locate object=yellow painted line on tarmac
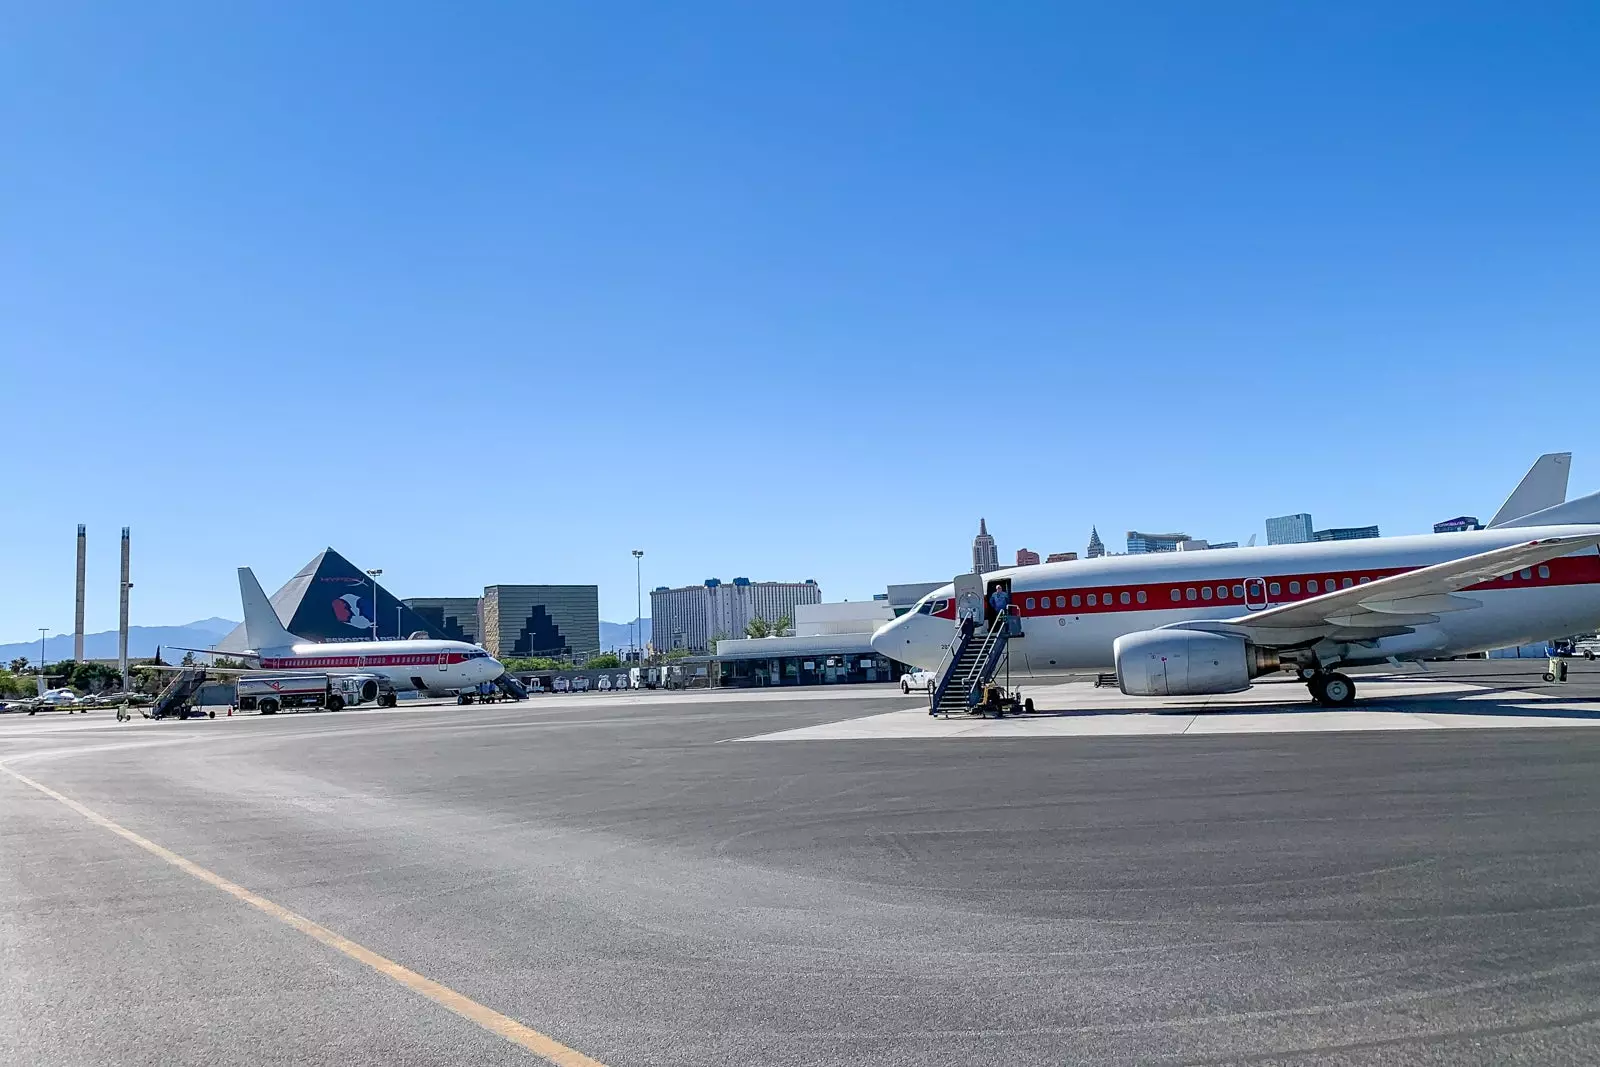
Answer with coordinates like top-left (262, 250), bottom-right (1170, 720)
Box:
top-left (0, 764), bottom-right (608, 1067)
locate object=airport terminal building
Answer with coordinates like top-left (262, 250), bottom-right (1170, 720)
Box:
top-left (713, 601), bottom-right (908, 687)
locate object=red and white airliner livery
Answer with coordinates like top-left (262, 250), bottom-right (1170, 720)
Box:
top-left (872, 455), bottom-right (1600, 707)
top-left (169, 568), bottom-right (505, 697)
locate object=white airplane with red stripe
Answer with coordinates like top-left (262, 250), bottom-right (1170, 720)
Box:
top-left (169, 568), bottom-right (505, 696)
top-left (872, 455), bottom-right (1600, 706)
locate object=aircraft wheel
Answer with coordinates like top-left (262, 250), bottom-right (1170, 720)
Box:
top-left (1024, 697), bottom-right (1035, 714)
top-left (1307, 674), bottom-right (1327, 704)
top-left (1320, 673), bottom-right (1356, 707)
top-left (1586, 651), bottom-right (1595, 660)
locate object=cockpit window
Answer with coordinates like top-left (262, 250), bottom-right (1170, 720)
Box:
top-left (933, 599), bottom-right (950, 612)
top-left (916, 602), bottom-right (934, 615)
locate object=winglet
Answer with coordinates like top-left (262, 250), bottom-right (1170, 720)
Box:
top-left (1488, 453), bottom-right (1572, 528)
top-left (238, 567), bottom-right (298, 651)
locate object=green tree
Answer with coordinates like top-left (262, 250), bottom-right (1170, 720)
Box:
top-left (132, 666), bottom-right (165, 695)
top-left (582, 653), bottom-right (621, 670)
top-left (69, 662), bottom-right (121, 693)
top-left (663, 647), bottom-right (693, 661)
top-left (210, 656), bottom-right (251, 670)
top-left (8, 657), bottom-right (28, 674)
top-left (502, 656), bottom-right (566, 672)
top-left (0, 670), bottom-right (35, 698)
top-left (743, 615), bottom-right (793, 639)
top-left (43, 660), bottom-right (79, 688)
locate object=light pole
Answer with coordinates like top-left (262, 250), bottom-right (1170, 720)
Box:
top-left (396, 606), bottom-right (402, 640)
top-left (366, 569), bottom-right (383, 641)
top-left (632, 549), bottom-right (644, 663)
top-left (37, 628), bottom-right (48, 696)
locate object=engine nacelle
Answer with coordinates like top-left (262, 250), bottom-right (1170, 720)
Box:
top-left (1114, 629), bottom-right (1278, 696)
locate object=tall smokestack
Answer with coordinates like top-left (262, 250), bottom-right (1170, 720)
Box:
top-left (119, 527), bottom-right (131, 692)
top-left (74, 525), bottom-right (86, 662)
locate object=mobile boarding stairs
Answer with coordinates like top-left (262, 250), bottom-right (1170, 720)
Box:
top-left (927, 609), bottom-right (1035, 718)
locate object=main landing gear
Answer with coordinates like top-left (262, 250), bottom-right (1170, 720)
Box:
top-left (1302, 668), bottom-right (1356, 707)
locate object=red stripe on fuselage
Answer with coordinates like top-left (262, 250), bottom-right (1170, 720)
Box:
top-left (931, 555), bottom-right (1600, 620)
top-left (258, 652), bottom-right (468, 670)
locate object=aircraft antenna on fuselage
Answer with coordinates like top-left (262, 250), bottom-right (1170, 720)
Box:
top-left (238, 567), bottom-right (299, 651)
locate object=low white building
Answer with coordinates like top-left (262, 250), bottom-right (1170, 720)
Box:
top-left (714, 600), bottom-right (906, 687)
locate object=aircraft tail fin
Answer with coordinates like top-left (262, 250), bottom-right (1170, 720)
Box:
top-left (1494, 488), bottom-right (1600, 529)
top-left (238, 567), bottom-right (297, 650)
top-left (1488, 452), bottom-right (1572, 528)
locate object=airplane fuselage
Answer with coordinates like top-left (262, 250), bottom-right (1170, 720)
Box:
top-left (252, 638), bottom-right (503, 694)
top-left (874, 525), bottom-right (1600, 675)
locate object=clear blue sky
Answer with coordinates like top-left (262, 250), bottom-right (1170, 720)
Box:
top-left (4, 3), bottom-right (1598, 640)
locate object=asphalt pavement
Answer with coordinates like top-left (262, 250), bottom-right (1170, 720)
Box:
top-left (6, 665), bottom-right (1600, 1065)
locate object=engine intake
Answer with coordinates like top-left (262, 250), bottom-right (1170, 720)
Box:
top-left (1114, 630), bottom-right (1279, 696)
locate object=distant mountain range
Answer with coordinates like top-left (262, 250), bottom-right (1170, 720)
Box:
top-left (600, 617), bottom-right (650, 652)
top-left (0, 618), bottom-right (238, 665)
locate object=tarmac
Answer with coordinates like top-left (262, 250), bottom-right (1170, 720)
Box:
top-left (6, 660), bottom-right (1600, 1065)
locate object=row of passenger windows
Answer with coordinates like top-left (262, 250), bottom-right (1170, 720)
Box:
top-left (1015, 565), bottom-right (1554, 614)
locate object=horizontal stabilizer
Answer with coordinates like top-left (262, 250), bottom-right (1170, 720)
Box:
top-left (1488, 453), bottom-right (1571, 527)
top-left (1494, 489), bottom-right (1600, 530)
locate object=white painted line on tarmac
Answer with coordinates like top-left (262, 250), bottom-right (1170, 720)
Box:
top-left (0, 764), bottom-right (610, 1067)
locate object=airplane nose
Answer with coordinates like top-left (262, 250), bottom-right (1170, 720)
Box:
top-left (869, 615), bottom-right (902, 660)
top-left (872, 613), bottom-right (945, 671)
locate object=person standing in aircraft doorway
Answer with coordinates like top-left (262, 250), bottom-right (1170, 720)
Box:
top-left (987, 582), bottom-right (1010, 625)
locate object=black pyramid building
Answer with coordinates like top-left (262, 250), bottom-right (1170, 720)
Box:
top-left (213, 548), bottom-right (450, 652)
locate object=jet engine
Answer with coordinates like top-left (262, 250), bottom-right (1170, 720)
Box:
top-left (344, 674), bottom-right (382, 704)
top-left (1113, 630), bottom-right (1279, 696)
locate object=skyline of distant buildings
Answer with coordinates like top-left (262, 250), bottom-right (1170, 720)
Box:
top-left (650, 577), bottom-right (821, 654)
top-left (972, 519), bottom-right (999, 573)
top-left (1126, 531), bottom-right (1190, 554)
top-left (1313, 525), bottom-right (1381, 541)
top-left (969, 503), bottom-right (1483, 573)
top-left (1266, 513), bottom-right (1314, 545)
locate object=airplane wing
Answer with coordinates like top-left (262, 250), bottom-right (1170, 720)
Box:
top-left (1216, 535), bottom-right (1600, 647)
